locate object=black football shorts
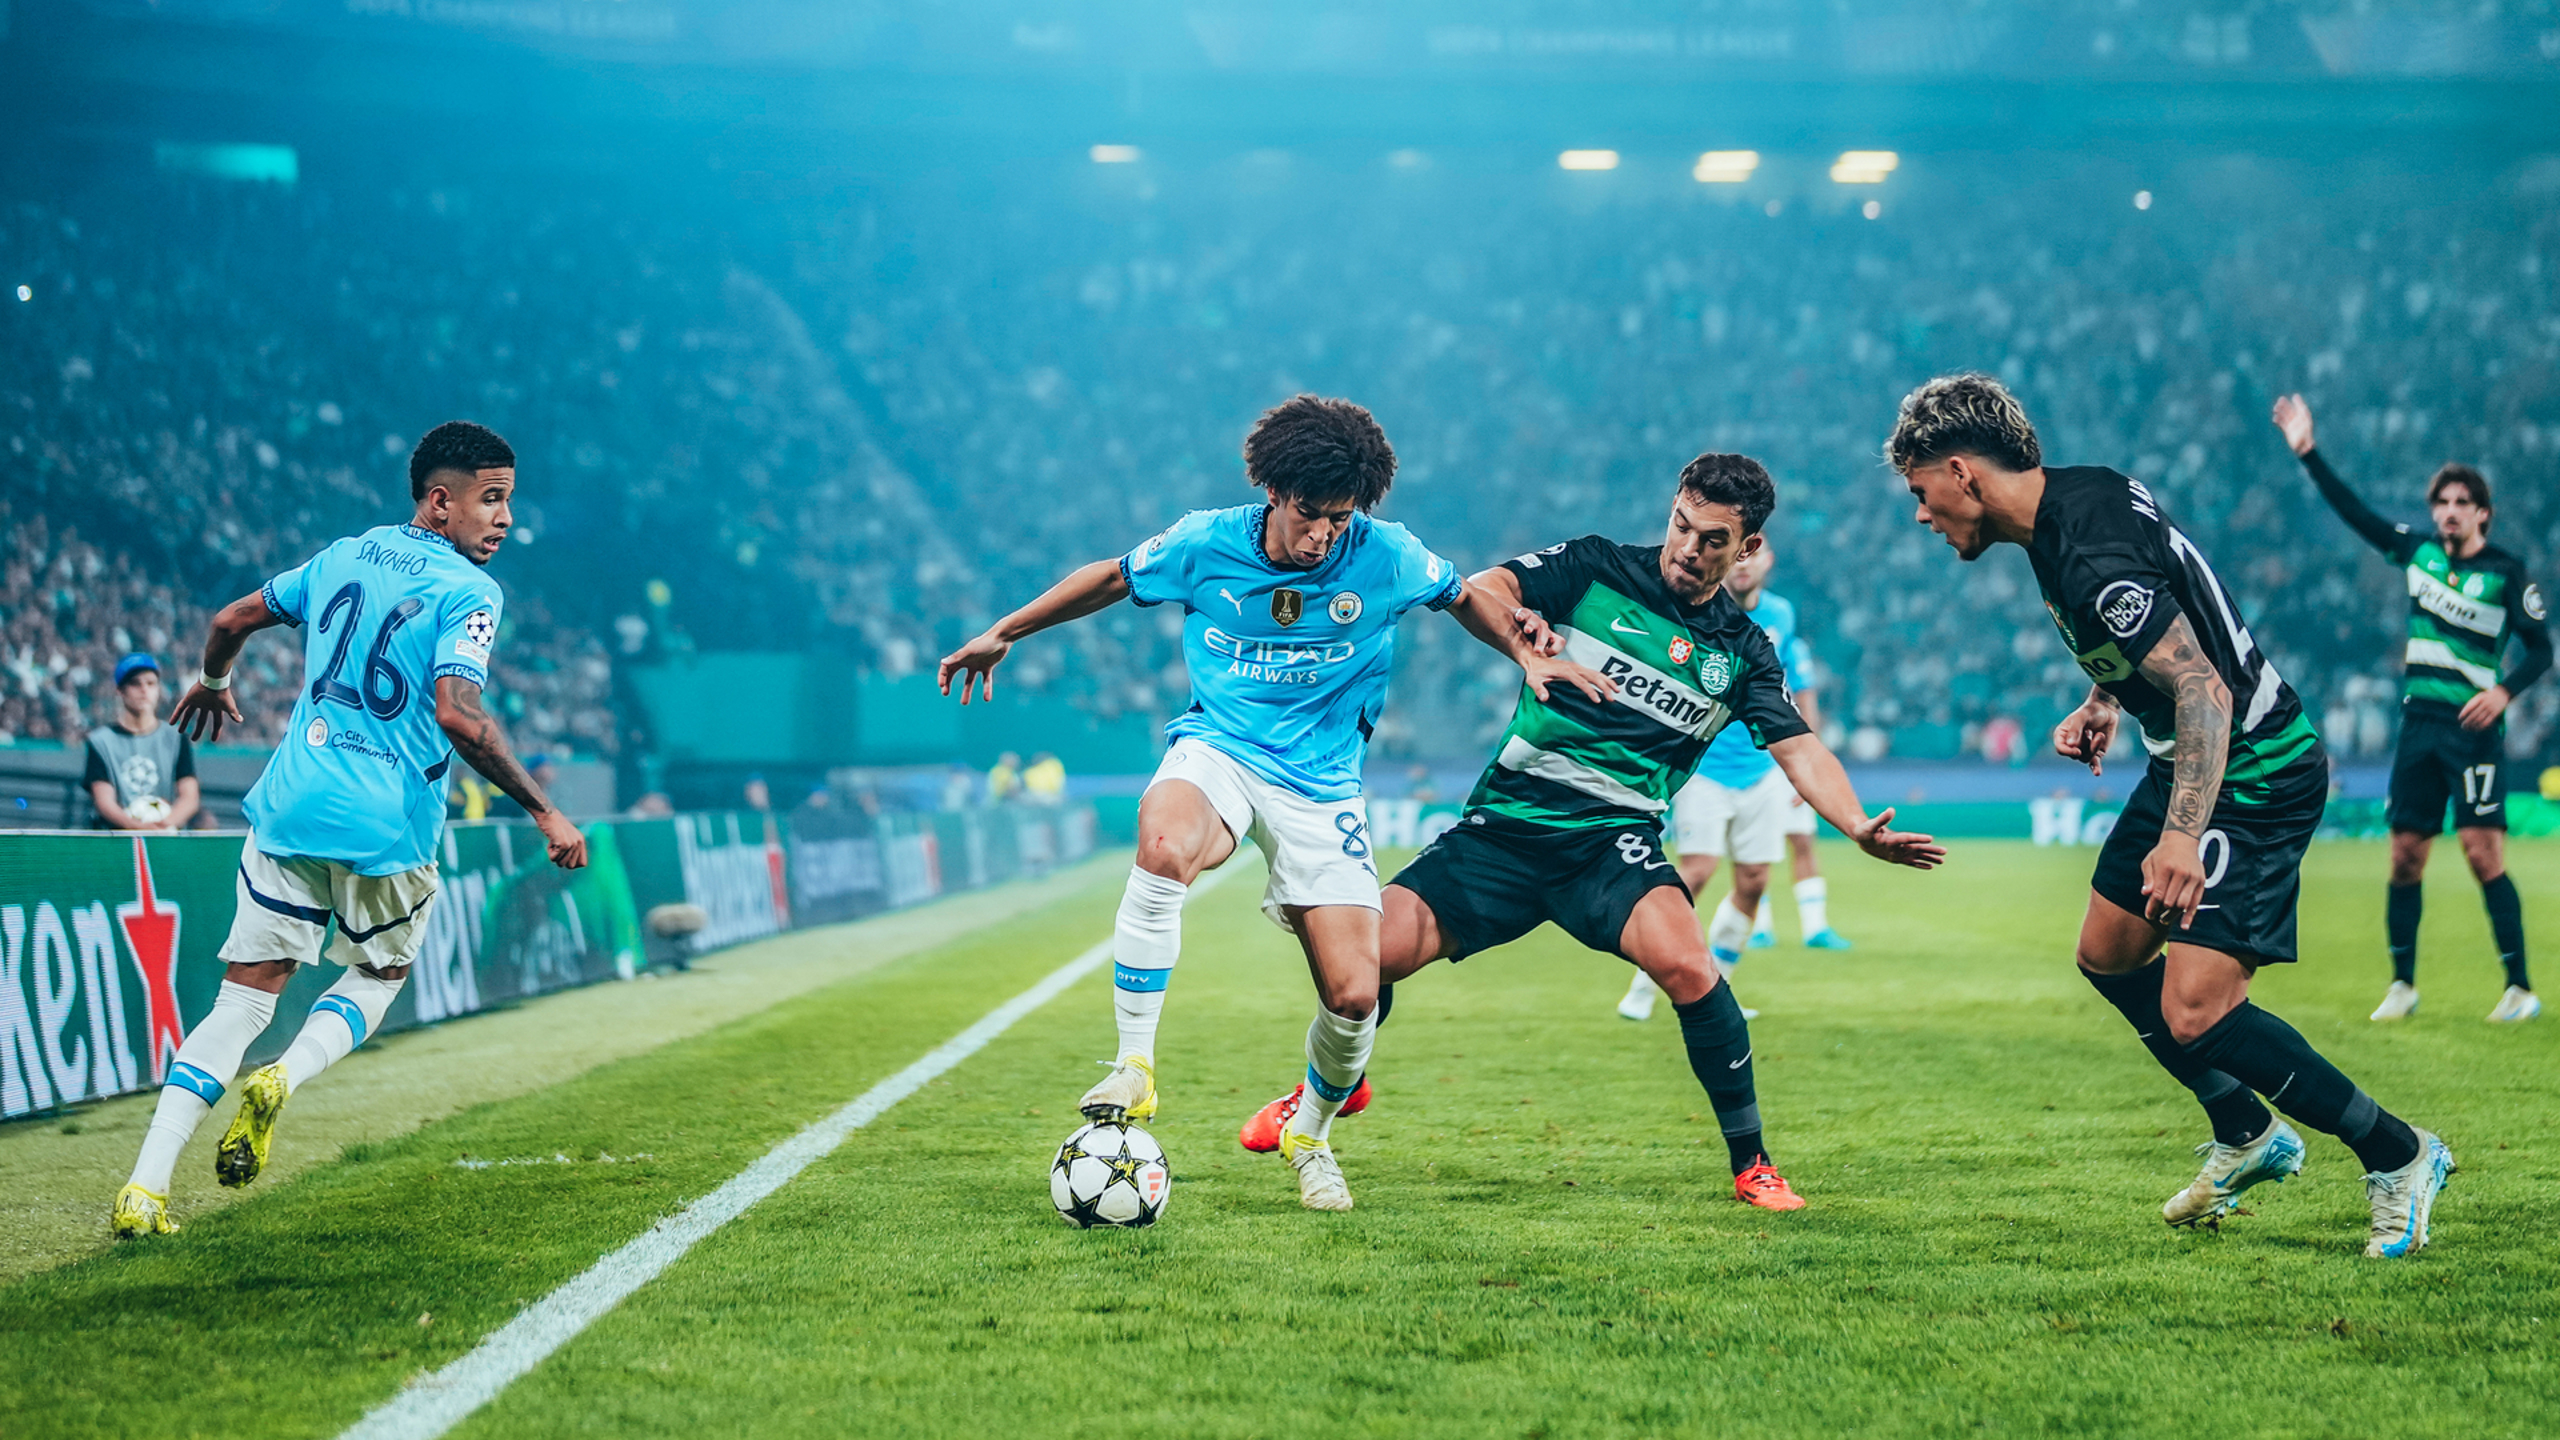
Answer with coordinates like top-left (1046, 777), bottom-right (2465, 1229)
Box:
top-left (2386, 709), bottom-right (2507, 835)
top-left (2091, 747), bottom-right (2329, 966)
top-left (1389, 816), bottom-right (1690, 962)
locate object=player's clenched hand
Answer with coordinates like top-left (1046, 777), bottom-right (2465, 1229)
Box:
top-left (1509, 606), bottom-right (1565, 659)
top-left (937, 632), bottom-right (1011, 705)
top-left (2271, 393), bottom-right (2316, 457)
top-left (2141, 833), bottom-right (2207, 929)
top-left (168, 682), bottom-right (243, 743)
top-left (2458, 684), bottom-right (2510, 732)
top-left (2053, 700), bottom-right (2116, 774)
top-left (1521, 654), bottom-right (1616, 705)
top-left (537, 810), bottom-right (589, 870)
top-left (1849, 808), bottom-right (1945, 870)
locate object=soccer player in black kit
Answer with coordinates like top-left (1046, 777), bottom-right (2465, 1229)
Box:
top-left (2271, 393), bottom-right (2550, 1024)
top-left (1891, 373), bottom-right (2453, 1258)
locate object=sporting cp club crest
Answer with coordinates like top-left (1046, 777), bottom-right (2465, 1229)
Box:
top-left (1696, 649), bottom-right (1733, 696)
top-left (1272, 588), bottom-right (1304, 627)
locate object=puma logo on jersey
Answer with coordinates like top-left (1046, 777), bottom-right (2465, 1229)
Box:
top-left (1218, 587), bottom-right (1245, 614)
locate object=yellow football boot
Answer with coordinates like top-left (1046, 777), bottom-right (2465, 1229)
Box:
top-left (111, 1184), bottom-right (179, 1239)
top-left (215, 1064), bottom-right (288, 1189)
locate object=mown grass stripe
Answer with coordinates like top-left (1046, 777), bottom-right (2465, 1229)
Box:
top-left (340, 867), bottom-right (1215, 1440)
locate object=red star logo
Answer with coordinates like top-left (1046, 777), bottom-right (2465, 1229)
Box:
top-left (114, 838), bottom-right (185, 1084)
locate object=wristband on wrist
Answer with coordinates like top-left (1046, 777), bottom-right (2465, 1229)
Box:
top-left (197, 670), bottom-right (233, 691)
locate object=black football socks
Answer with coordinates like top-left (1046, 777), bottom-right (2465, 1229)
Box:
top-left (1373, 981), bottom-right (1395, 1029)
top-left (2180, 1002), bottom-right (2421, 1174)
top-left (1673, 982), bottom-right (1767, 1175)
top-left (2080, 961), bottom-right (2272, 1147)
top-left (2386, 883), bottom-right (2423, 985)
top-left (2483, 874), bottom-right (2531, 991)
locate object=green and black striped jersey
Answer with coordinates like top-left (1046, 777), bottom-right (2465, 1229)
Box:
top-left (1462, 535), bottom-right (1808, 835)
top-left (2026, 467), bottom-right (2322, 801)
top-left (2301, 450), bottom-right (2553, 721)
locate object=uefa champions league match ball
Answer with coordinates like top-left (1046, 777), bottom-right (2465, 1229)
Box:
top-left (1050, 1120), bottom-right (1170, 1228)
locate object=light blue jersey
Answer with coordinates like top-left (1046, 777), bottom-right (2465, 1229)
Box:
top-left (243, 523), bottom-right (505, 875)
top-left (1690, 589), bottom-right (1814, 789)
top-left (1122, 505), bottom-right (1462, 800)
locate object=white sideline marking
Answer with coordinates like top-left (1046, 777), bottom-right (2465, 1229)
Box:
top-left (340, 868), bottom-right (1224, 1440)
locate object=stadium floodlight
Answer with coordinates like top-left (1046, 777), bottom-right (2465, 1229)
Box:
top-left (2134, 190), bottom-right (2154, 210)
top-left (1829, 150), bottom-right (1899, 184)
top-left (13, 285), bottom-right (27, 302)
top-left (1693, 151), bottom-right (1760, 183)
top-left (1558, 150), bottom-right (1620, 171)
top-left (1089, 145), bottom-right (1142, 164)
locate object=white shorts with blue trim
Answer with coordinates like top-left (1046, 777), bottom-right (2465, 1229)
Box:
top-left (1671, 770), bottom-right (1790, 866)
top-left (219, 831), bottom-right (441, 972)
top-left (1146, 738), bottom-right (1379, 929)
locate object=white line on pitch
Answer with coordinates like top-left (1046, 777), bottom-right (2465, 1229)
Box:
top-left (339, 868), bottom-right (1225, 1440)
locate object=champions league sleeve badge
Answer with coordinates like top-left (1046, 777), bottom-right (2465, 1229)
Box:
top-left (1272, 588), bottom-right (1304, 626)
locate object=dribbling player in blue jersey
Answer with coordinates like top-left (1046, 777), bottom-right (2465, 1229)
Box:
top-left (939, 395), bottom-right (1598, 1212)
top-left (112, 422), bottom-right (587, 1240)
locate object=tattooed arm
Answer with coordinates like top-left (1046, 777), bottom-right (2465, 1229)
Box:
top-left (436, 675), bottom-right (588, 869)
top-left (2132, 612), bottom-right (2230, 929)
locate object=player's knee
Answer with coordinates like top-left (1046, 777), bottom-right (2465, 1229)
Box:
top-left (2458, 834), bottom-right (2503, 882)
top-left (1132, 833), bottom-right (1199, 883)
top-left (2160, 990), bottom-right (2232, 1046)
top-left (1320, 982), bottom-right (1378, 1022)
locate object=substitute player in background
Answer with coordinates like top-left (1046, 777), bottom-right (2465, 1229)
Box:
top-left (1897, 374), bottom-right (2453, 1258)
top-left (943, 395), bottom-right (1524, 1212)
top-left (1239, 454), bottom-right (1943, 1211)
top-left (2272, 394), bottom-right (2549, 1023)
top-left (112, 422), bottom-right (588, 1240)
top-left (1618, 539), bottom-right (1844, 1023)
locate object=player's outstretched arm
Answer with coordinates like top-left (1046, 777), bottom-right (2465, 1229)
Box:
top-left (2133, 613), bottom-right (2230, 928)
top-left (435, 675), bottom-right (588, 869)
top-left (1448, 565), bottom-right (1616, 704)
top-left (168, 591), bottom-right (287, 742)
top-left (2274, 394), bottom-right (2409, 558)
top-left (1766, 733), bottom-right (1945, 870)
top-left (938, 559), bottom-right (1131, 705)
top-left (2053, 685), bottom-right (2119, 773)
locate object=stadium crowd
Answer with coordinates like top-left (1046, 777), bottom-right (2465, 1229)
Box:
top-left (5, 152), bottom-right (2556, 772)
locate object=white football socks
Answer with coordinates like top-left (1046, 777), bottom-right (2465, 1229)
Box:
top-left (278, 966), bottom-right (406, 1095)
top-left (1795, 877), bottom-right (1830, 936)
top-left (128, 981), bottom-right (277, 1195)
top-left (1706, 895), bottom-right (1753, 965)
top-left (1110, 866), bottom-right (1188, 1064)
top-left (1750, 895), bottom-right (1776, 940)
top-left (1286, 1005), bottom-right (1375, 1144)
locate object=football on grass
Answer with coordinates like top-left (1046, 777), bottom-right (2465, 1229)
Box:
top-left (1050, 1121), bottom-right (1170, 1228)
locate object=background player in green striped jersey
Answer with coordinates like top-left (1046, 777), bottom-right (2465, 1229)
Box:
top-left (2272, 394), bottom-right (2552, 1024)
top-left (1236, 454), bottom-right (1943, 1212)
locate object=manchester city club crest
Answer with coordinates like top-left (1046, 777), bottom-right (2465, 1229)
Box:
top-left (1272, 587), bottom-right (1304, 627)
top-left (1328, 591), bottom-right (1362, 624)
top-left (1696, 649), bottom-right (1733, 696)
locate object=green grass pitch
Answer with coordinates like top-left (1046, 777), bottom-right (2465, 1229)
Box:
top-left (4, 839), bottom-right (2556, 1438)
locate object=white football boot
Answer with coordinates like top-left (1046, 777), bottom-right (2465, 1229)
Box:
top-left (1280, 1129), bottom-right (1352, 1211)
top-left (2370, 981), bottom-right (2420, 1021)
top-left (1077, 1056), bottom-right (1157, 1123)
top-left (2365, 1128), bottom-right (2456, 1258)
top-left (2162, 1119), bottom-right (2306, 1229)
top-left (2486, 986), bottom-right (2541, 1023)
top-left (1617, 971), bottom-right (1659, 1021)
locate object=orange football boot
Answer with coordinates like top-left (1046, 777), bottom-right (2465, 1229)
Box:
top-left (1238, 1077), bottom-right (1373, 1152)
top-left (1734, 1160), bottom-right (1806, 1211)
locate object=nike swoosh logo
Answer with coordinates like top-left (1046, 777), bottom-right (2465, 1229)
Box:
top-left (1609, 618), bottom-right (1647, 636)
top-left (1728, 1050), bottom-right (1752, 1069)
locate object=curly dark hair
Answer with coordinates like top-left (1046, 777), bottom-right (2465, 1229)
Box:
top-left (1885, 373), bottom-right (2043, 475)
top-left (410, 420), bottom-right (517, 501)
top-left (2429, 462), bottom-right (2491, 513)
top-left (1241, 395), bottom-right (1397, 511)
top-left (1676, 452), bottom-right (1778, 536)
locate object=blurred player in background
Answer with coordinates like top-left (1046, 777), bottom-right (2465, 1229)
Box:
top-left (944, 394), bottom-right (1511, 1212)
top-left (1899, 373), bottom-right (2453, 1258)
top-left (1617, 538), bottom-right (1846, 1023)
top-left (113, 422), bottom-right (589, 1240)
top-left (84, 652), bottom-right (200, 831)
top-left (1239, 455), bottom-right (1942, 1212)
top-left (2272, 394), bottom-right (2549, 1023)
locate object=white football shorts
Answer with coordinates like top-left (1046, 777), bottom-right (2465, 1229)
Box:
top-left (1146, 737), bottom-right (1379, 929)
top-left (220, 831), bottom-right (441, 972)
top-left (1670, 769), bottom-right (1790, 866)
top-left (1779, 783), bottom-right (1820, 837)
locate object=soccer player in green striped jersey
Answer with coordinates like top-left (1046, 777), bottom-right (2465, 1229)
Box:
top-left (1237, 453), bottom-right (1943, 1212)
top-left (2273, 394), bottom-right (2551, 1023)
top-left (1901, 373), bottom-right (2453, 1257)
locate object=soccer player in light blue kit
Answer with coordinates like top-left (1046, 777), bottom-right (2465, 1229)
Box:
top-left (113, 422), bottom-right (587, 1239)
top-left (1619, 539), bottom-right (1838, 1021)
top-left (939, 395), bottom-right (1592, 1211)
